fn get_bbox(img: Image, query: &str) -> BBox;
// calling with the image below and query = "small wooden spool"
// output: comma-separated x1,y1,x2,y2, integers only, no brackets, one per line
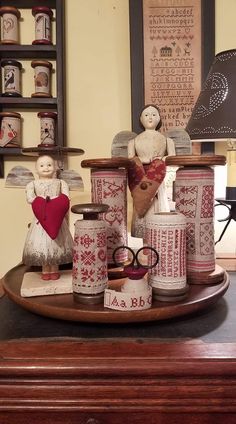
37,111,57,147
0,6,21,45
31,60,52,98
0,111,21,148
32,6,53,45
1,59,22,97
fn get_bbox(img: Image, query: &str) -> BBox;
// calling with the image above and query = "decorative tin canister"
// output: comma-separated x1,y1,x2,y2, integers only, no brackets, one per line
1,59,22,97
37,111,57,146
146,212,188,301
32,6,53,45
174,166,215,274
71,203,109,305
31,60,52,98
0,6,21,44
0,111,21,148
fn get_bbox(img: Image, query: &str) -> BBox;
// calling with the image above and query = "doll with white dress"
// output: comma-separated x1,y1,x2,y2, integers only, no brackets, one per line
128,104,176,237
22,155,73,280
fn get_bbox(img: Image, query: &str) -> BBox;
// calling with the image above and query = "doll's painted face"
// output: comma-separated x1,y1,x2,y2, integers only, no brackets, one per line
140,106,160,130
36,155,56,179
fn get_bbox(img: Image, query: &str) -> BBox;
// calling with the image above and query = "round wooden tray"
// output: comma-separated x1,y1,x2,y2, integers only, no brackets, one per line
2,264,230,324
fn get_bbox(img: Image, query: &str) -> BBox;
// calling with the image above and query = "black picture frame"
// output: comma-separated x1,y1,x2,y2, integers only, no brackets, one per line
129,0,215,147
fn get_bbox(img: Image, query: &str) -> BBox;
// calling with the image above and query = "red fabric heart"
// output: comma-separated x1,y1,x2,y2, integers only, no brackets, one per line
32,194,69,240
128,157,166,218
128,157,166,191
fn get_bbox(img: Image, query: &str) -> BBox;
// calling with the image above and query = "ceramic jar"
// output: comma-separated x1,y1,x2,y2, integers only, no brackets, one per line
32,6,53,45
0,6,21,44
37,112,57,146
1,59,22,97
0,111,21,148
31,60,52,98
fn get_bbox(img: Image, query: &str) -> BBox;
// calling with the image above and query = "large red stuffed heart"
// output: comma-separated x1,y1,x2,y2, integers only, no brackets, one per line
128,156,166,218
32,194,69,240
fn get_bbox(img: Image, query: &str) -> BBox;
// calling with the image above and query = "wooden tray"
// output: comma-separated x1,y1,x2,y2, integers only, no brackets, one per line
2,264,230,324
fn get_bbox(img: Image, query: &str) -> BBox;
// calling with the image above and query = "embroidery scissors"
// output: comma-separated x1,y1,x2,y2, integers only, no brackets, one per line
112,246,159,279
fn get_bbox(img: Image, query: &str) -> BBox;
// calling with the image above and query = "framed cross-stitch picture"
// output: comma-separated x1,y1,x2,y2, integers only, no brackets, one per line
129,0,215,142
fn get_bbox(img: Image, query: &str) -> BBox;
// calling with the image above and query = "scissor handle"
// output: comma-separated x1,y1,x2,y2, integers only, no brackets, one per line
135,247,159,269
112,245,159,269
112,245,136,267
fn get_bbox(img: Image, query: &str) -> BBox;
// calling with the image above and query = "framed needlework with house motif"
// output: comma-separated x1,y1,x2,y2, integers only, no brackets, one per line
129,0,215,139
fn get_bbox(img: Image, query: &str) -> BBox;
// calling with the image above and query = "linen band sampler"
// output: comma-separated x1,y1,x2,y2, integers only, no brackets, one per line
143,0,202,133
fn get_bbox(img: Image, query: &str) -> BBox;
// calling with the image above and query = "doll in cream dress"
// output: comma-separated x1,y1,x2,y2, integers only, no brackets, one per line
128,105,176,237
22,155,73,280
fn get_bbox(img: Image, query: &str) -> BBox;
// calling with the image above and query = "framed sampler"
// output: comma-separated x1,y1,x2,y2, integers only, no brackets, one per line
129,0,215,146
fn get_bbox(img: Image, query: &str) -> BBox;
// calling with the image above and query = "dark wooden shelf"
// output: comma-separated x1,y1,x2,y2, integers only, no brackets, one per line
0,45,56,59
0,0,65,178
0,97,57,108
0,0,56,8
0,147,21,156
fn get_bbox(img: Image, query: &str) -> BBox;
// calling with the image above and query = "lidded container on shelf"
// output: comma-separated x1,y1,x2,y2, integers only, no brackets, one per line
1,59,22,97
0,6,21,44
32,6,53,45
37,111,57,147
0,111,21,148
31,60,53,98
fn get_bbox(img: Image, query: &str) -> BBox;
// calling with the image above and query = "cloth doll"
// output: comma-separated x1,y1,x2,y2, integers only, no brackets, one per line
22,155,73,280
128,104,176,237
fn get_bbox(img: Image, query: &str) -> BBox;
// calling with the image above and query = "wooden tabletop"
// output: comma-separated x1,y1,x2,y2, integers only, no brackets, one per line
0,269,235,422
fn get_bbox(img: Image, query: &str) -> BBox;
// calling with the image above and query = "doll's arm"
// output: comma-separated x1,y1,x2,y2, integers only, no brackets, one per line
128,138,136,158
161,137,176,161
60,179,70,197
25,182,36,204
166,137,176,156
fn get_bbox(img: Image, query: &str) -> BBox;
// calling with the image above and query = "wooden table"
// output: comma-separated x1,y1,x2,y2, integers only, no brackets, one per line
0,269,236,423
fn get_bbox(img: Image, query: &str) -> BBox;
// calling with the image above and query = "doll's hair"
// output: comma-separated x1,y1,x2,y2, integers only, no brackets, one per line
36,154,56,164
139,104,162,130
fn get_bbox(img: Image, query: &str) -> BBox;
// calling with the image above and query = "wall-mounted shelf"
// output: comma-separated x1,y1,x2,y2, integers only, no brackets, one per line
0,0,56,6
0,0,65,178
0,147,21,155
0,45,57,59
0,97,57,108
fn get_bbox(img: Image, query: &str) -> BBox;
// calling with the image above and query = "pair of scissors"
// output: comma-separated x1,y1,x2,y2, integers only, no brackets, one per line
112,246,159,280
